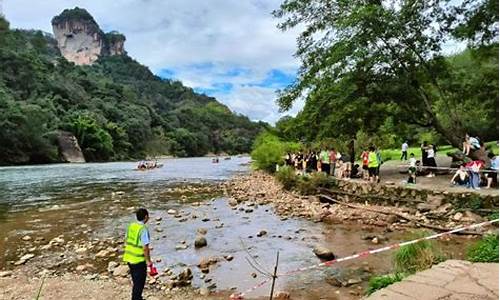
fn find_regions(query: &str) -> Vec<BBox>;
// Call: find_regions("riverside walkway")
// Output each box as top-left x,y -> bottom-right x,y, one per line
366,260 -> 498,300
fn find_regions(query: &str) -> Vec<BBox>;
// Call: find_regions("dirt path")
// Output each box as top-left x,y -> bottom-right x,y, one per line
370,155 -> 498,196
366,260 -> 499,300
0,273 -> 205,300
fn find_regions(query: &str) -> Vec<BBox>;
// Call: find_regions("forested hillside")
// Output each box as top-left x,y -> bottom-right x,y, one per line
0,16 -> 265,165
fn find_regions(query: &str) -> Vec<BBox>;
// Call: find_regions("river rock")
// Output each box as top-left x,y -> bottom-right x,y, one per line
175,244 -> 188,250
313,246 -> 335,260
0,271 -> 13,277
167,209 -> 177,215
228,198 -> 238,207
463,210 -> 483,222
178,267 -> 193,282
347,278 -> 362,286
194,236 -> 207,248
107,261 -> 119,272
224,255 -> 234,261
75,247 -> 88,254
155,217 -> 162,221
245,208 -> 254,213
256,230 -> 267,237
22,235 -> 32,241
386,215 -> 398,224
199,287 -> 210,296
275,291 -> 291,300
95,249 -> 110,258
453,212 -> 463,221
416,203 -> 434,212
113,265 -> 129,277
76,263 -> 94,272
197,228 -> 208,235
326,276 -> 343,287
50,237 -> 65,245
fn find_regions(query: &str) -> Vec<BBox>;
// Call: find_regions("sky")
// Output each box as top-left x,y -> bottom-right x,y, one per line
3,0 -> 304,124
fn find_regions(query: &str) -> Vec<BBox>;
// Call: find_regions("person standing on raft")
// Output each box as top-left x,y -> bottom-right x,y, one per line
123,208 -> 157,300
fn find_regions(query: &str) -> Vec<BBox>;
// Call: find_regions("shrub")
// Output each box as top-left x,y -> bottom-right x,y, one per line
488,211 -> 499,221
393,231 -> 444,274
251,133 -> 286,172
466,233 -> 499,263
296,172 -> 337,194
366,273 -> 405,295
275,166 -> 298,190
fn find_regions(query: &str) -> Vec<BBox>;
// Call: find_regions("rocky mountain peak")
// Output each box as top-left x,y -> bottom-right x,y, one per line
51,7 -> 126,65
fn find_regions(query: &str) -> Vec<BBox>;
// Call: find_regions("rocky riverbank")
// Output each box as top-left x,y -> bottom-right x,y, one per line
223,171 -> 496,233
0,169 -> 494,300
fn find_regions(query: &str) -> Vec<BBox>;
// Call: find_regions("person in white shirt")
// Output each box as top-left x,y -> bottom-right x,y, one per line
401,141 -> 409,161
425,145 -> 437,177
408,153 -> 417,184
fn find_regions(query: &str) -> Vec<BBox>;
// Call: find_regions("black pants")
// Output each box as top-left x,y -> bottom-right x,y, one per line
321,163 -> 330,175
128,262 -> 147,300
401,151 -> 407,160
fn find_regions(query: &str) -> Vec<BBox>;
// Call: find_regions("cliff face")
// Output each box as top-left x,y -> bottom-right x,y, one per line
52,7 -> 126,65
56,131 -> 86,163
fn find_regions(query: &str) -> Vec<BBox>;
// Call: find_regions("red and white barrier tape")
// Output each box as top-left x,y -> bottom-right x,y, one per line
278,219 -> 498,277
229,277 -> 272,299
229,219 -> 498,298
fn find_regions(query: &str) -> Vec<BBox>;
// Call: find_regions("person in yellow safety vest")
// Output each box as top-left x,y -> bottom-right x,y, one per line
367,146 -> 380,183
123,208 -> 154,300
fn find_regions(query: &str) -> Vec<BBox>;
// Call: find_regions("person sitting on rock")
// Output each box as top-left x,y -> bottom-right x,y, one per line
450,165 -> 469,187
465,160 -> 484,190
463,134 -> 480,156
486,153 -> 499,189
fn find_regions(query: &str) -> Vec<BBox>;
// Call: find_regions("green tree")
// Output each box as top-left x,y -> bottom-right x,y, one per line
274,0 -> 498,147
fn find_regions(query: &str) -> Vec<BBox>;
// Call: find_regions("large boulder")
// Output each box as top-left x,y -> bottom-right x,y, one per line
313,245 -> 335,260
56,131 -> 85,163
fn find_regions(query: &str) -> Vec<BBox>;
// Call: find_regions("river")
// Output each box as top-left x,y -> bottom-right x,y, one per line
0,157 -> 475,299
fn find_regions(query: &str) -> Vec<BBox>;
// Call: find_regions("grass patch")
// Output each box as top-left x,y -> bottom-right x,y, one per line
366,273 -> 406,295
365,230 -> 445,295
393,231 -> 444,274
466,233 -> 499,263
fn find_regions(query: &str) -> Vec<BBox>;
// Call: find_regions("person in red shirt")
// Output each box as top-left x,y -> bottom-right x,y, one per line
465,160 -> 484,190
360,150 -> 369,180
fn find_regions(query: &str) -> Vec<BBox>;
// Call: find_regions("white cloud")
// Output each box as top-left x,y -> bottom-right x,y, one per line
4,0 -> 303,123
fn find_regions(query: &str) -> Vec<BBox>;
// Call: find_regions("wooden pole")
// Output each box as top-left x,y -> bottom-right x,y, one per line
269,251 -> 280,300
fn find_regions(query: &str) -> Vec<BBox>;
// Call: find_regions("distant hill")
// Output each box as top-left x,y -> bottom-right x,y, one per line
0,8 -> 266,165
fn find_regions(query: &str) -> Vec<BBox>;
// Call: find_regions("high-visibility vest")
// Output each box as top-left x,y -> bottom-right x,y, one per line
123,222 -> 146,264
368,152 -> 379,168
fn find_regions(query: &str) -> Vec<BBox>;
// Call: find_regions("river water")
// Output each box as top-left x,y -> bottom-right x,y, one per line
0,157 -> 474,299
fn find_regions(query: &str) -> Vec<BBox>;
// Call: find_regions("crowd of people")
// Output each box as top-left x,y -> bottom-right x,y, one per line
399,134 -> 499,190
282,134 -> 498,190
283,145 -> 383,183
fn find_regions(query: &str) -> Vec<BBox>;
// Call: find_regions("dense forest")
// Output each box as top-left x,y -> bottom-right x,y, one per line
269,0 -> 498,152
0,15 -> 265,165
